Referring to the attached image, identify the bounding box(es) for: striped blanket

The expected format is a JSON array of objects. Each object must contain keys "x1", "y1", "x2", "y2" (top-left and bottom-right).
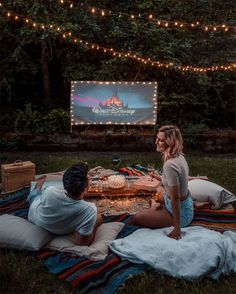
[
  {"x1": 191, "y1": 208, "x2": 236, "y2": 232},
  {"x1": 0, "y1": 188, "x2": 236, "y2": 293}
]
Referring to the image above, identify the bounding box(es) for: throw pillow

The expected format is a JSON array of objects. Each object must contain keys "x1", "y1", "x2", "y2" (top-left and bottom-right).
[
  {"x1": 188, "y1": 179, "x2": 236, "y2": 210},
  {"x1": 0, "y1": 214, "x2": 54, "y2": 251},
  {"x1": 47, "y1": 222, "x2": 124, "y2": 261}
]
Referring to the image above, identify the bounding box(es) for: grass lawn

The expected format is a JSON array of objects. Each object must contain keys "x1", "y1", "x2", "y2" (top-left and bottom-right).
[{"x1": 0, "y1": 151, "x2": 236, "y2": 294}]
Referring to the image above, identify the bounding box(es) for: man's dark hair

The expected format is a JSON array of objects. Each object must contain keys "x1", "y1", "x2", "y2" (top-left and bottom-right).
[{"x1": 63, "y1": 162, "x2": 88, "y2": 198}]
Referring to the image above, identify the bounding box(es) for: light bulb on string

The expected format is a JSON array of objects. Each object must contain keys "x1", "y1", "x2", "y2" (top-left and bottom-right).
[
  {"x1": 53, "y1": 1, "x2": 236, "y2": 34},
  {"x1": 1, "y1": 7, "x2": 235, "y2": 73}
]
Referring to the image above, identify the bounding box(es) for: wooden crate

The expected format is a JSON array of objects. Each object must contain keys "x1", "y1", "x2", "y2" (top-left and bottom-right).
[{"x1": 1, "y1": 160, "x2": 35, "y2": 194}]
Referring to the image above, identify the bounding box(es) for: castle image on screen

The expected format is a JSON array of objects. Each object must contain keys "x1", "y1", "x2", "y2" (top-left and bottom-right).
[{"x1": 70, "y1": 81, "x2": 157, "y2": 125}]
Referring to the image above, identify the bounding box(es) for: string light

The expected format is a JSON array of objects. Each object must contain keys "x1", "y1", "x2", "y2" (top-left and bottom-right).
[
  {"x1": 56, "y1": 1, "x2": 235, "y2": 33},
  {"x1": 58, "y1": 0, "x2": 73, "y2": 9},
  {"x1": 1, "y1": 6, "x2": 235, "y2": 73}
]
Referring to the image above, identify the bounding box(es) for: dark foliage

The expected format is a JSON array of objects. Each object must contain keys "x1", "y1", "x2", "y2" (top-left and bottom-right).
[{"x1": 0, "y1": 0, "x2": 235, "y2": 131}]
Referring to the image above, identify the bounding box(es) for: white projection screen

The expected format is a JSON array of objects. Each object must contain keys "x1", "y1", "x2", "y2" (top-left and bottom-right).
[{"x1": 70, "y1": 81, "x2": 157, "y2": 125}]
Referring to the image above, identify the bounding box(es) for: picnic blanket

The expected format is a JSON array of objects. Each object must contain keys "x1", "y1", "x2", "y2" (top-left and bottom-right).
[
  {"x1": 110, "y1": 226, "x2": 236, "y2": 280},
  {"x1": 0, "y1": 189, "x2": 148, "y2": 294},
  {"x1": 118, "y1": 164, "x2": 147, "y2": 177},
  {"x1": 191, "y1": 208, "x2": 236, "y2": 232},
  {"x1": 1, "y1": 188, "x2": 236, "y2": 293}
]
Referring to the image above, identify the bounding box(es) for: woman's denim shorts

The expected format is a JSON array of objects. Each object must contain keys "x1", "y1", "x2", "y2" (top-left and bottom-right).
[{"x1": 165, "y1": 192, "x2": 194, "y2": 227}]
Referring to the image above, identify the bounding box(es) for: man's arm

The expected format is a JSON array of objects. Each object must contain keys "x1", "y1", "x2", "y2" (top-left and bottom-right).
[
  {"x1": 72, "y1": 232, "x2": 95, "y2": 246},
  {"x1": 72, "y1": 214, "x2": 103, "y2": 246}
]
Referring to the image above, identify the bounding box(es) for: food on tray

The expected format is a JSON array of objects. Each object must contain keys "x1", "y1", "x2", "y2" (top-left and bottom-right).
[
  {"x1": 107, "y1": 175, "x2": 126, "y2": 189},
  {"x1": 133, "y1": 176, "x2": 161, "y2": 191}
]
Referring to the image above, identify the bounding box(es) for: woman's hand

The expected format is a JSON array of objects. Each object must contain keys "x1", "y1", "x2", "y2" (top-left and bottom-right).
[
  {"x1": 168, "y1": 227, "x2": 181, "y2": 240},
  {"x1": 148, "y1": 171, "x2": 162, "y2": 181}
]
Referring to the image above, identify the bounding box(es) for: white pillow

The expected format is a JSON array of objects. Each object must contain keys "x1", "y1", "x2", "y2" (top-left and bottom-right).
[
  {"x1": 0, "y1": 214, "x2": 54, "y2": 251},
  {"x1": 47, "y1": 222, "x2": 124, "y2": 261},
  {"x1": 188, "y1": 179, "x2": 236, "y2": 210}
]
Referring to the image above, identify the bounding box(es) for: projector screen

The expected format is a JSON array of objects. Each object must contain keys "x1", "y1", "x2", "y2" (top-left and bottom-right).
[{"x1": 70, "y1": 81, "x2": 157, "y2": 125}]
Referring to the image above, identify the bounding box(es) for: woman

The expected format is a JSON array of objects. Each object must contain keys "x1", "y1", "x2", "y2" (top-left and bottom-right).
[{"x1": 131, "y1": 125, "x2": 194, "y2": 240}]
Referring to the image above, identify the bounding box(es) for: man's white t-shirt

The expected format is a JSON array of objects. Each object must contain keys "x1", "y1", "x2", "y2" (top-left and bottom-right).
[{"x1": 28, "y1": 186, "x2": 97, "y2": 236}]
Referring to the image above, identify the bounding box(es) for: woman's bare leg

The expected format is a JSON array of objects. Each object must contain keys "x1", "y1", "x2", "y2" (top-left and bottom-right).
[
  {"x1": 154, "y1": 188, "x2": 165, "y2": 204},
  {"x1": 131, "y1": 206, "x2": 173, "y2": 228}
]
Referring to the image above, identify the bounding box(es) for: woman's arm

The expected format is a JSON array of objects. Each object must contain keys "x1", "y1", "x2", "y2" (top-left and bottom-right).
[
  {"x1": 167, "y1": 185, "x2": 181, "y2": 240},
  {"x1": 149, "y1": 171, "x2": 162, "y2": 182}
]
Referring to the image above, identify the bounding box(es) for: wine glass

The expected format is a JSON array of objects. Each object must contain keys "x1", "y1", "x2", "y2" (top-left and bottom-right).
[
  {"x1": 112, "y1": 155, "x2": 121, "y2": 170},
  {"x1": 147, "y1": 163, "x2": 155, "y2": 173}
]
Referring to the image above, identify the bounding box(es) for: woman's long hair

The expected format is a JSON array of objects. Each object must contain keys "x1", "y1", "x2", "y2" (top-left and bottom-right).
[{"x1": 159, "y1": 125, "x2": 183, "y2": 161}]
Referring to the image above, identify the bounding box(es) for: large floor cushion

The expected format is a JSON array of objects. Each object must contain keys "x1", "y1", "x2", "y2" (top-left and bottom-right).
[
  {"x1": 47, "y1": 222, "x2": 124, "y2": 261},
  {"x1": 0, "y1": 214, "x2": 54, "y2": 251},
  {"x1": 189, "y1": 179, "x2": 236, "y2": 209}
]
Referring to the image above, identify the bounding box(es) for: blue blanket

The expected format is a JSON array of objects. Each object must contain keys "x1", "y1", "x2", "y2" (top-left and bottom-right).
[{"x1": 110, "y1": 226, "x2": 236, "y2": 280}]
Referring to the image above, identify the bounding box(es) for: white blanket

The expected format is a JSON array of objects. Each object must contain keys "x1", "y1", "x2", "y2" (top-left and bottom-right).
[{"x1": 110, "y1": 226, "x2": 236, "y2": 280}]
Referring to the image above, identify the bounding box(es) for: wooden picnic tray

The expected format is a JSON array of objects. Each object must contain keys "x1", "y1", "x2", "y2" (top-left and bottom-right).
[{"x1": 84, "y1": 185, "x2": 156, "y2": 198}]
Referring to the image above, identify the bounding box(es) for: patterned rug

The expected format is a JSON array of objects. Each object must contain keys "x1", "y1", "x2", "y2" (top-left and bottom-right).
[{"x1": 1, "y1": 188, "x2": 236, "y2": 293}]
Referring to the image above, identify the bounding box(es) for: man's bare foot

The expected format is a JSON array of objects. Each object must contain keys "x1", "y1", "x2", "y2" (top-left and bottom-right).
[
  {"x1": 35, "y1": 175, "x2": 46, "y2": 190},
  {"x1": 150, "y1": 199, "x2": 162, "y2": 210}
]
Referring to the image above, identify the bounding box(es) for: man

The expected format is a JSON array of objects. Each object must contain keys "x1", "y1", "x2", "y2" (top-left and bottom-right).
[{"x1": 28, "y1": 162, "x2": 102, "y2": 246}]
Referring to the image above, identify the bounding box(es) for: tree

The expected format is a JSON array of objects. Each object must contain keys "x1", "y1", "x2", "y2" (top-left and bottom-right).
[{"x1": 0, "y1": 0, "x2": 235, "y2": 129}]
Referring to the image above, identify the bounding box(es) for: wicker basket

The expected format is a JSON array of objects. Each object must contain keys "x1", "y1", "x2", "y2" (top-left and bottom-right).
[{"x1": 1, "y1": 160, "x2": 35, "y2": 194}]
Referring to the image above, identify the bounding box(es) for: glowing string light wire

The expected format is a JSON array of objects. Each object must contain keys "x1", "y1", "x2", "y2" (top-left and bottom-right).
[
  {"x1": 1, "y1": 6, "x2": 235, "y2": 73},
  {"x1": 57, "y1": 1, "x2": 236, "y2": 33}
]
